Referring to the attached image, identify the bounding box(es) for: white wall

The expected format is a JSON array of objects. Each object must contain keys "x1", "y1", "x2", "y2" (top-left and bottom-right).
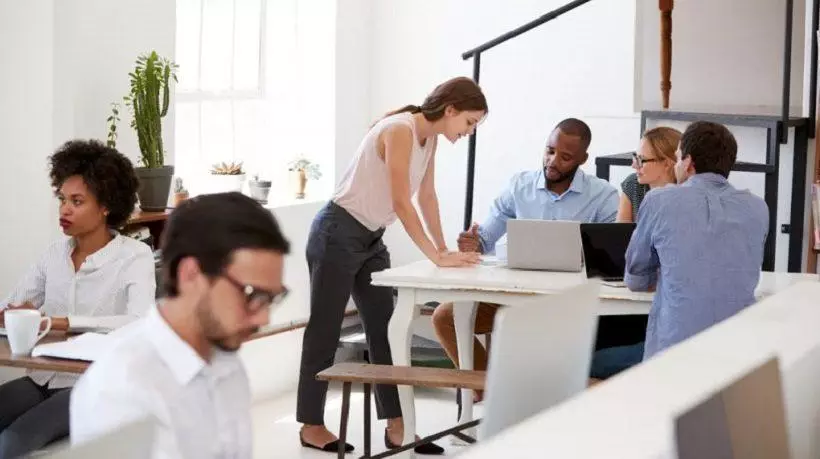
[
  {"x1": 367, "y1": 0, "x2": 641, "y2": 259},
  {"x1": 0, "y1": 0, "x2": 176, "y2": 297},
  {"x1": 53, "y1": 0, "x2": 177, "y2": 167},
  {"x1": 638, "y1": 0, "x2": 806, "y2": 112},
  {"x1": 0, "y1": 0, "x2": 59, "y2": 296}
]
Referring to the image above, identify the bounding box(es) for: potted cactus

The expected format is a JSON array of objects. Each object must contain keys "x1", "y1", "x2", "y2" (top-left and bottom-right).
[
  {"x1": 172, "y1": 177, "x2": 189, "y2": 207},
  {"x1": 288, "y1": 157, "x2": 322, "y2": 199},
  {"x1": 248, "y1": 174, "x2": 272, "y2": 203},
  {"x1": 209, "y1": 161, "x2": 246, "y2": 193},
  {"x1": 112, "y1": 50, "x2": 178, "y2": 211}
]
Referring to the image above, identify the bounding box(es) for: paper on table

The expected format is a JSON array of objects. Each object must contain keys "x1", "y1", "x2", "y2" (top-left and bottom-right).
[{"x1": 31, "y1": 332, "x2": 112, "y2": 361}]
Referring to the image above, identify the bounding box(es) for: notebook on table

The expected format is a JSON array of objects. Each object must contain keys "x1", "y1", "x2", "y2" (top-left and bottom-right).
[{"x1": 31, "y1": 333, "x2": 113, "y2": 362}]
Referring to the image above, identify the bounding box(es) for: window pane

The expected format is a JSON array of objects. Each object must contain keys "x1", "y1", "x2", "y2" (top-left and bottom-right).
[
  {"x1": 233, "y1": 0, "x2": 262, "y2": 91},
  {"x1": 174, "y1": 102, "x2": 203, "y2": 180},
  {"x1": 200, "y1": 0, "x2": 234, "y2": 92},
  {"x1": 200, "y1": 100, "x2": 235, "y2": 167},
  {"x1": 233, "y1": 99, "x2": 266, "y2": 174},
  {"x1": 175, "y1": 0, "x2": 202, "y2": 92}
]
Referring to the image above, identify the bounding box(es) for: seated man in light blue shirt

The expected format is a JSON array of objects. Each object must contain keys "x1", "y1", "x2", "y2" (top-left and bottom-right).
[
  {"x1": 591, "y1": 121, "x2": 769, "y2": 379},
  {"x1": 432, "y1": 118, "x2": 618, "y2": 398}
]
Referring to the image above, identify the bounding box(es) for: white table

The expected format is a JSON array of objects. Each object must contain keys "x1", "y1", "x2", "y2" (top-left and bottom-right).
[{"x1": 372, "y1": 258, "x2": 816, "y2": 457}]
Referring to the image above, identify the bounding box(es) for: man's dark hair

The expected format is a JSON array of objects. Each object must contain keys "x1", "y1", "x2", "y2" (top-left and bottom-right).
[
  {"x1": 555, "y1": 118, "x2": 592, "y2": 151},
  {"x1": 49, "y1": 139, "x2": 139, "y2": 228},
  {"x1": 161, "y1": 192, "x2": 291, "y2": 297},
  {"x1": 679, "y1": 121, "x2": 737, "y2": 178}
]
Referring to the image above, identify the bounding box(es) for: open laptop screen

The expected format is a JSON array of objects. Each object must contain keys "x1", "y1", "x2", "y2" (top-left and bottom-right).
[{"x1": 580, "y1": 223, "x2": 636, "y2": 281}]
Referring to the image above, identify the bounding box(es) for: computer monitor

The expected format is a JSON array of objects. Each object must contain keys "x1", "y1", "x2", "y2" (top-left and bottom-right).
[
  {"x1": 580, "y1": 223, "x2": 636, "y2": 282},
  {"x1": 674, "y1": 357, "x2": 791, "y2": 459}
]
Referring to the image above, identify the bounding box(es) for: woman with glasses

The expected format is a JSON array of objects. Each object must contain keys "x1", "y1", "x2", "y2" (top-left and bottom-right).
[
  {"x1": 592, "y1": 127, "x2": 683, "y2": 383},
  {"x1": 616, "y1": 127, "x2": 682, "y2": 223}
]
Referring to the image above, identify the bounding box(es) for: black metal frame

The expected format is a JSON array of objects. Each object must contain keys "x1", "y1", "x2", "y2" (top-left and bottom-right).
[
  {"x1": 782, "y1": 0, "x2": 794, "y2": 143},
  {"x1": 595, "y1": 110, "x2": 810, "y2": 272},
  {"x1": 335, "y1": 381, "x2": 480, "y2": 459}
]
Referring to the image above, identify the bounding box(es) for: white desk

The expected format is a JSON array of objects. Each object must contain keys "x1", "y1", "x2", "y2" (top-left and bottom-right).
[
  {"x1": 372, "y1": 258, "x2": 815, "y2": 457},
  {"x1": 456, "y1": 281, "x2": 820, "y2": 459}
]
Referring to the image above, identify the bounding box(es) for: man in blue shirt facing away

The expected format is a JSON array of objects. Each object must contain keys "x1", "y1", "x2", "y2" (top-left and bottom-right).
[
  {"x1": 591, "y1": 121, "x2": 769, "y2": 379},
  {"x1": 432, "y1": 118, "x2": 618, "y2": 399}
]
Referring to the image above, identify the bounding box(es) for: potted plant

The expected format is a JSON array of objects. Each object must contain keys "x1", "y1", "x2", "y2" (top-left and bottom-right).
[
  {"x1": 209, "y1": 161, "x2": 246, "y2": 193},
  {"x1": 288, "y1": 157, "x2": 322, "y2": 199},
  {"x1": 115, "y1": 50, "x2": 178, "y2": 211},
  {"x1": 172, "y1": 177, "x2": 189, "y2": 207},
  {"x1": 248, "y1": 174, "x2": 272, "y2": 203}
]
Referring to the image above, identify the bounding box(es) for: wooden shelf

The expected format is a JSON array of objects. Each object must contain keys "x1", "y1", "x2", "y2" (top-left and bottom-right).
[
  {"x1": 123, "y1": 209, "x2": 171, "y2": 250},
  {"x1": 126, "y1": 210, "x2": 170, "y2": 225}
]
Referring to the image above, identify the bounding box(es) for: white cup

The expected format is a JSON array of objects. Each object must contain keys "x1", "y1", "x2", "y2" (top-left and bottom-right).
[{"x1": 5, "y1": 310, "x2": 51, "y2": 356}]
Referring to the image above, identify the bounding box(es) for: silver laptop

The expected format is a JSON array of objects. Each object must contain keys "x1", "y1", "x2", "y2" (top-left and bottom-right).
[{"x1": 506, "y1": 219, "x2": 582, "y2": 271}]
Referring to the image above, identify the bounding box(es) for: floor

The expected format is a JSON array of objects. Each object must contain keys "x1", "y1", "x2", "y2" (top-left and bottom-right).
[{"x1": 251, "y1": 383, "x2": 482, "y2": 458}]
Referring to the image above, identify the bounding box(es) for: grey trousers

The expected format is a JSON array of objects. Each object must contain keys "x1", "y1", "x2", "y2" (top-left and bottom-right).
[
  {"x1": 297, "y1": 201, "x2": 401, "y2": 425},
  {"x1": 0, "y1": 377, "x2": 70, "y2": 458}
]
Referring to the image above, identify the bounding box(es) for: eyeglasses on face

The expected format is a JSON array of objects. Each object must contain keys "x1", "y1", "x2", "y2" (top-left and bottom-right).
[
  {"x1": 632, "y1": 152, "x2": 659, "y2": 168},
  {"x1": 220, "y1": 273, "x2": 289, "y2": 313}
]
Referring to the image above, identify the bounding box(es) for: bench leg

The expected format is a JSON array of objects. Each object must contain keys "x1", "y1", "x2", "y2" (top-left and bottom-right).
[
  {"x1": 339, "y1": 382, "x2": 352, "y2": 459},
  {"x1": 364, "y1": 383, "x2": 371, "y2": 458}
]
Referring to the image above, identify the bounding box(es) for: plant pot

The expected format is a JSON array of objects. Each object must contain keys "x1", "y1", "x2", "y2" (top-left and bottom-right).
[
  {"x1": 135, "y1": 166, "x2": 174, "y2": 211},
  {"x1": 295, "y1": 169, "x2": 307, "y2": 199},
  {"x1": 248, "y1": 180, "x2": 272, "y2": 203},
  {"x1": 208, "y1": 173, "x2": 246, "y2": 193},
  {"x1": 173, "y1": 191, "x2": 189, "y2": 208}
]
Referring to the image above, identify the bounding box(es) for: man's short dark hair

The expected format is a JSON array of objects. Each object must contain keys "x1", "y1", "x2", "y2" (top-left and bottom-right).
[
  {"x1": 679, "y1": 121, "x2": 737, "y2": 178},
  {"x1": 49, "y1": 139, "x2": 139, "y2": 228},
  {"x1": 555, "y1": 118, "x2": 592, "y2": 151},
  {"x1": 161, "y1": 192, "x2": 291, "y2": 297}
]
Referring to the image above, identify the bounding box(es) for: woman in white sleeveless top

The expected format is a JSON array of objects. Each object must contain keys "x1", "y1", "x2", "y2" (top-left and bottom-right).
[{"x1": 298, "y1": 77, "x2": 488, "y2": 454}]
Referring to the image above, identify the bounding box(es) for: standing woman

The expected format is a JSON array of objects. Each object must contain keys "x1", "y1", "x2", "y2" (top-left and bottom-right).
[{"x1": 298, "y1": 77, "x2": 487, "y2": 454}]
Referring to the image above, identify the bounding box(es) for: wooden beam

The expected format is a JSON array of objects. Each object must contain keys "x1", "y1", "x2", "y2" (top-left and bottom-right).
[{"x1": 660, "y1": 0, "x2": 674, "y2": 108}]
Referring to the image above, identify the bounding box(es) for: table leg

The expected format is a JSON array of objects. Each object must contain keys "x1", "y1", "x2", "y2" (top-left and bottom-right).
[
  {"x1": 453, "y1": 301, "x2": 478, "y2": 442},
  {"x1": 387, "y1": 287, "x2": 420, "y2": 458}
]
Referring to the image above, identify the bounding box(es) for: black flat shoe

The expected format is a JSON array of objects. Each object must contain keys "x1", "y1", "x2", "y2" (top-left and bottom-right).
[
  {"x1": 300, "y1": 433, "x2": 355, "y2": 453},
  {"x1": 384, "y1": 429, "x2": 445, "y2": 455}
]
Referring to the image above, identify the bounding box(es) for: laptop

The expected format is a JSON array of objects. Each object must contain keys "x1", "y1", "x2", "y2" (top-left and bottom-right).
[
  {"x1": 506, "y1": 219, "x2": 582, "y2": 271},
  {"x1": 580, "y1": 223, "x2": 636, "y2": 284}
]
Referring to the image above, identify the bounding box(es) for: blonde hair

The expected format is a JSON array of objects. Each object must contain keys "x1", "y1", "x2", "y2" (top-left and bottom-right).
[{"x1": 642, "y1": 126, "x2": 681, "y2": 163}]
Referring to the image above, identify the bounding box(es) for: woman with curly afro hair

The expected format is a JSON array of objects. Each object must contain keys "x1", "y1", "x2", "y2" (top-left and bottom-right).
[{"x1": 0, "y1": 139, "x2": 156, "y2": 456}]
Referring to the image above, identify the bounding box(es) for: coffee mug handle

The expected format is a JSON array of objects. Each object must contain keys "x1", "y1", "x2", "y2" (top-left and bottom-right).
[{"x1": 36, "y1": 317, "x2": 52, "y2": 342}]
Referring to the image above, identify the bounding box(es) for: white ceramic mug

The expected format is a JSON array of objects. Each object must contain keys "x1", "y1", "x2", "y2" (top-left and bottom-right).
[{"x1": 5, "y1": 310, "x2": 51, "y2": 356}]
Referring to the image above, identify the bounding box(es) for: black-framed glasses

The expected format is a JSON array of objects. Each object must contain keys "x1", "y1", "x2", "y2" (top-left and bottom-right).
[
  {"x1": 220, "y1": 273, "x2": 289, "y2": 312},
  {"x1": 632, "y1": 152, "x2": 659, "y2": 168}
]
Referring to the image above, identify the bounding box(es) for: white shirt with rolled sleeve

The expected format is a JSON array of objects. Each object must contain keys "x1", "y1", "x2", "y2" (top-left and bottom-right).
[
  {"x1": 70, "y1": 307, "x2": 253, "y2": 459},
  {"x1": 1, "y1": 233, "x2": 156, "y2": 388}
]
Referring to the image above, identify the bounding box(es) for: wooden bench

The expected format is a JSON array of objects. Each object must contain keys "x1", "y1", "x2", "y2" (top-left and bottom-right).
[{"x1": 317, "y1": 362, "x2": 485, "y2": 458}]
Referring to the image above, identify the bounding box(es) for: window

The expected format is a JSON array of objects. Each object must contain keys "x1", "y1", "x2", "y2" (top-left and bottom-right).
[{"x1": 175, "y1": 0, "x2": 334, "y2": 200}]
